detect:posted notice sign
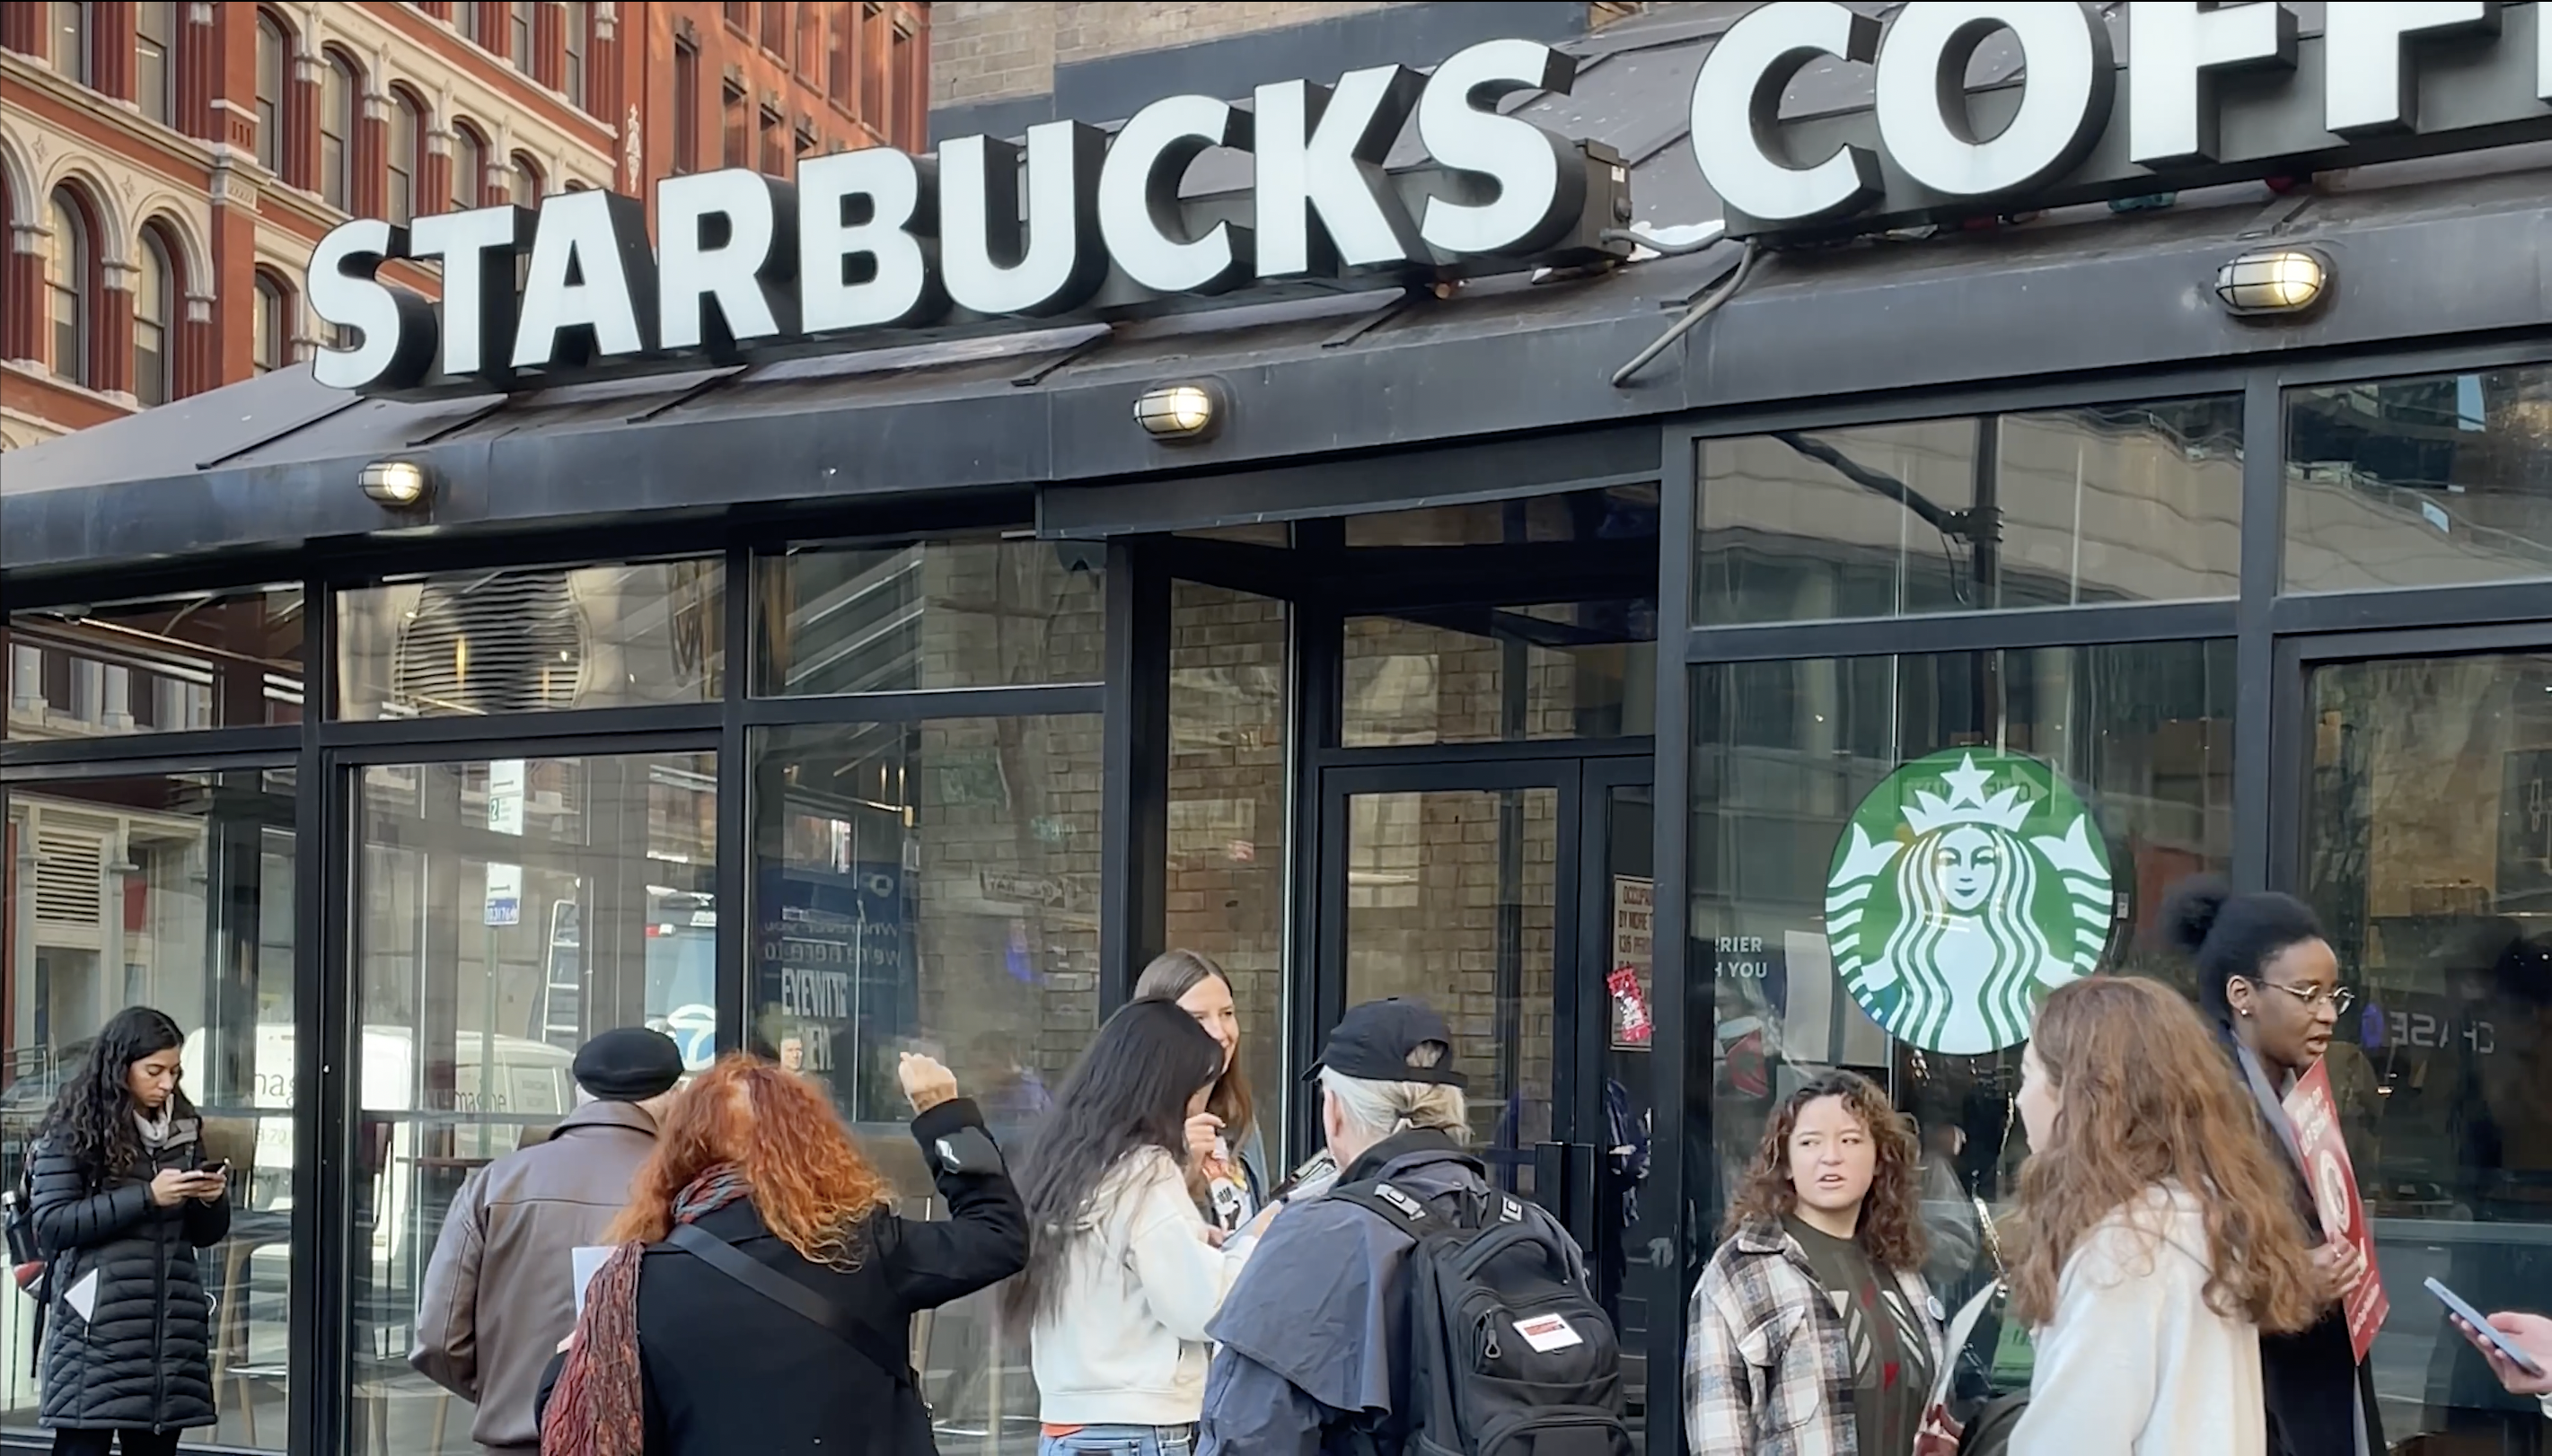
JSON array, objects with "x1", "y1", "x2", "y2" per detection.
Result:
[{"x1": 2284, "y1": 1061, "x2": 2388, "y2": 1362}]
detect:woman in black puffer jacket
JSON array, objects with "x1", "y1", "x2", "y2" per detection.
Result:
[{"x1": 29, "y1": 1006, "x2": 232, "y2": 1455}]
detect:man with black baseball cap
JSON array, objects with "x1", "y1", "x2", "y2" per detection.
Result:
[
  {"x1": 413, "y1": 1028, "x2": 687, "y2": 1454},
  {"x1": 1200, "y1": 997, "x2": 1588, "y2": 1456}
]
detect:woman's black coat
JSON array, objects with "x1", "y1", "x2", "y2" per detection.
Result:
[
  {"x1": 540, "y1": 1097, "x2": 1027, "y2": 1456},
  {"x1": 30, "y1": 1114, "x2": 231, "y2": 1434}
]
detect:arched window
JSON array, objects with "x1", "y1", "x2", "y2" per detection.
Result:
[
  {"x1": 48, "y1": 2, "x2": 88, "y2": 83},
  {"x1": 254, "y1": 12, "x2": 287, "y2": 172},
  {"x1": 321, "y1": 51, "x2": 356, "y2": 210},
  {"x1": 252, "y1": 271, "x2": 288, "y2": 374},
  {"x1": 45, "y1": 189, "x2": 89, "y2": 385},
  {"x1": 452, "y1": 123, "x2": 487, "y2": 210},
  {"x1": 388, "y1": 88, "x2": 424, "y2": 225},
  {"x1": 134, "y1": 228, "x2": 174, "y2": 406},
  {"x1": 564, "y1": 2, "x2": 590, "y2": 109},
  {"x1": 135, "y1": 1, "x2": 176, "y2": 125},
  {"x1": 509, "y1": 153, "x2": 542, "y2": 208}
]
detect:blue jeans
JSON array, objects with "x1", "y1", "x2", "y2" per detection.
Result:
[{"x1": 1039, "y1": 1425, "x2": 1195, "y2": 1456}]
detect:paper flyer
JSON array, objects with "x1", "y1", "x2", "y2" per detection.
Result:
[
  {"x1": 1927, "y1": 1279, "x2": 2002, "y2": 1413},
  {"x1": 2284, "y1": 1061, "x2": 2389, "y2": 1362},
  {"x1": 572, "y1": 1245, "x2": 613, "y2": 1317}
]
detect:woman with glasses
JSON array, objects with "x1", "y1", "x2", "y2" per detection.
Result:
[{"x1": 2164, "y1": 876, "x2": 2382, "y2": 1456}]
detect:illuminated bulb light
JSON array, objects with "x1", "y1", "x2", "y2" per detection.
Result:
[
  {"x1": 2214, "y1": 247, "x2": 2331, "y2": 316},
  {"x1": 1134, "y1": 382, "x2": 1222, "y2": 442},
  {"x1": 359, "y1": 459, "x2": 434, "y2": 507}
]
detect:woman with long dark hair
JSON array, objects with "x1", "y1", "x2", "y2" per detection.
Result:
[
  {"x1": 1686, "y1": 1069, "x2": 1945, "y2": 1456},
  {"x1": 2163, "y1": 877, "x2": 2386, "y2": 1456},
  {"x1": 1012, "y1": 1000, "x2": 1263, "y2": 1456},
  {"x1": 28, "y1": 1006, "x2": 231, "y2": 1455},
  {"x1": 2006, "y1": 976, "x2": 2325, "y2": 1454},
  {"x1": 537, "y1": 1051, "x2": 1025, "y2": 1456},
  {"x1": 1134, "y1": 950, "x2": 1266, "y2": 1232}
]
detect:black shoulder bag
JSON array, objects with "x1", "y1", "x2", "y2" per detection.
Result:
[{"x1": 664, "y1": 1222, "x2": 919, "y2": 1394}]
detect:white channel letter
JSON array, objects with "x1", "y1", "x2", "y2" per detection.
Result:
[
  {"x1": 1414, "y1": 39, "x2": 1583, "y2": 258},
  {"x1": 406, "y1": 206, "x2": 523, "y2": 381},
  {"x1": 1687, "y1": 1, "x2": 1882, "y2": 224},
  {"x1": 1097, "y1": 93, "x2": 1255, "y2": 294},
  {"x1": 512, "y1": 190, "x2": 657, "y2": 370},
  {"x1": 799, "y1": 147, "x2": 939, "y2": 332},
  {"x1": 2323, "y1": 2, "x2": 2499, "y2": 136},
  {"x1": 656, "y1": 169, "x2": 796, "y2": 352},
  {"x1": 941, "y1": 122, "x2": 1107, "y2": 318},
  {"x1": 1871, "y1": 1, "x2": 2117, "y2": 199},
  {"x1": 309, "y1": 219, "x2": 409, "y2": 390},
  {"x1": 2127, "y1": 1, "x2": 2298, "y2": 165},
  {"x1": 1253, "y1": 66, "x2": 1426, "y2": 278}
]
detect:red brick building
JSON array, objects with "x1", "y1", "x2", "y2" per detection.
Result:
[{"x1": 0, "y1": 1, "x2": 926, "y2": 451}]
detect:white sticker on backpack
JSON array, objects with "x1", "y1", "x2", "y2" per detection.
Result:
[{"x1": 1513, "y1": 1313, "x2": 1582, "y2": 1353}]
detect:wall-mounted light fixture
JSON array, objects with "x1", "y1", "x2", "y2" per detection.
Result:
[
  {"x1": 1134, "y1": 382, "x2": 1223, "y2": 443},
  {"x1": 2214, "y1": 246, "x2": 2331, "y2": 317},
  {"x1": 359, "y1": 459, "x2": 435, "y2": 509}
]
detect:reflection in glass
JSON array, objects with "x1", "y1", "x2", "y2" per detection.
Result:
[
  {"x1": 1345, "y1": 603, "x2": 1656, "y2": 747},
  {"x1": 1342, "y1": 787, "x2": 1558, "y2": 1196},
  {"x1": 1167, "y1": 583, "x2": 1288, "y2": 1109},
  {"x1": 2285, "y1": 365, "x2": 2552, "y2": 592},
  {"x1": 335, "y1": 562, "x2": 725, "y2": 719},
  {"x1": 2301, "y1": 653, "x2": 2552, "y2": 1443},
  {"x1": 2, "y1": 771, "x2": 299, "y2": 1449},
  {"x1": 758, "y1": 539, "x2": 1104, "y2": 696},
  {"x1": 1697, "y1": 399, "x2": 2243, "y2": 625},
  {"x1": 5, "y1": 587, "x2": 306, "y2": 741},
  {"x1": 1687, "y1": 641, "x2": 2236, "y2": 1402},
  {"x1": 350, "y1": 753, "x2": 716, "y2": 1455},
  {"x1": 1343, "y1": 487, "x2": 1659, "y2": 548},
  {"x1": 752, "y1": 715, "x2": 1103, "y2": 1452}
]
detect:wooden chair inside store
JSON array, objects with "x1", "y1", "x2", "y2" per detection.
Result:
[{"x1": 199, "y1": 1116, "x2": 291, "y2": 1446}]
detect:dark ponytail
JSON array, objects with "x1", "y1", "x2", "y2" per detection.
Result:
[{"x1": 2160, "y1": 874, "x2": 2325, "y2": 1023}]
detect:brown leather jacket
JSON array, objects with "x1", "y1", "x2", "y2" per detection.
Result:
[{"x1": 410, "y1": 1099, "x2": 660, "y2": 1452}]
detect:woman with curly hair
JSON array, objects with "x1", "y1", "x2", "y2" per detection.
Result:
[
  {"x1": 2006, "y1": 976, "x2": 2324, "y2": 1456},
  {"x1": 26, "y1": 1006, "x2": 231, "y2": 1455},
  {"x1": 537, "y1": 1051, "x2": 1025, "y2": 1456},
  {"x1": 1685, "y1": 1069, "x2": 1946, "y2": 1456}
]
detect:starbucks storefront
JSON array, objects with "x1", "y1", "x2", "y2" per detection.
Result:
[{"x1": 6, "y1": 5, "x2": 2552, "y2": 1454}]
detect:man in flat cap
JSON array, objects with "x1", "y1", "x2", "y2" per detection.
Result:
[{"x1": 413, "y1": 1027, "x2": 687, "y2": 1454}]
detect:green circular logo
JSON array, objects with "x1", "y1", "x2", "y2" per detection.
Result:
[{"x1": 1825, "y1": 750, "x2": 2115, "y2": 1056}]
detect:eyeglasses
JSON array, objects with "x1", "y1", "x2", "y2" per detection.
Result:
[{"x1": 2257, "y1": 980, "x2": 2356, "y2": 1016}]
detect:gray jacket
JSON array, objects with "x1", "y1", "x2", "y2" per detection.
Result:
[
  {"x1": 1200, "y1": 1132, "x2": 1510, "y2": 1456},
  {"x1": 410, "y1": 1100, "x2": 660, "y2": 1452}
]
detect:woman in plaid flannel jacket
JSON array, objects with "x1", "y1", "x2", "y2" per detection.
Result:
[{"x1": 1685, "y1": 1071, "x2": 1948, "y2": 1456}]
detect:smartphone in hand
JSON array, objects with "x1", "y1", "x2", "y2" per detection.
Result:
[{"x1": 2427, "y1": 1277, "x2": 2548, "y2": 1377}]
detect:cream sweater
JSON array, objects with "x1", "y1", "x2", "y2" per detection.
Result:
[
  {"x1": 2011, "y1": 1184, "x2": 2267, "y2": 1456},
  {"x1": 1031, "y1": 1147, "x2": 1252, "y2": 1426}
]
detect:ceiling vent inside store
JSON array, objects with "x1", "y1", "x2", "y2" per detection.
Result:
[{"x1": 392, "y1": 574, "x2": 589, "y2": 715}]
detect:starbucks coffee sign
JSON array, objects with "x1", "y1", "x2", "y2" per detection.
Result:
[
  {"x1": 1825, "y1": 750, "x2": 2115, "y2": 1056},
  {"x1": 307, "y1": 3, "x2": 2552, "y2": 398}
]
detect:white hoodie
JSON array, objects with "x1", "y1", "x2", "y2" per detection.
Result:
[
  {"x1": 2011, "y1": 1182, "x2": 2268, "y2": 1456},
  {"x1": 1031, "y1": 1147, "x2": 1253, "y2": 1427}
]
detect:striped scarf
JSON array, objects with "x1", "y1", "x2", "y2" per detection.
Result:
[{"x1": 540, "y1": 1165, "x2": 750, "y2": 1456}]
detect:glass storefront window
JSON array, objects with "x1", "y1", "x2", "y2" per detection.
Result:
[
  {"x1": 2285, "y1": 364, "x2": 2552, "y2": 592},
  {"x1": 350, "y1": 752, "x2": 717, "y2": 1455},
  {"x1": 1, "y1": 770, "x2": 299, "y2": 1449},
  {"x1": 2301, "y1": 651, "x2": 2552, "y2": 1443},
  {"x1": 1167, "y1": 582, "x2": 1288, "y2": 1116},
  {"x1": 758, "y1": 539, "x2": 1105, "y2": 696},
  {"x1": 1687, "y1": 640, "x2": 2235, "y2": 1397},
  {"x1": 751, "y1": 713, "x2": 1102, "y2": 1452},
  {"x1": 335, "y1": 562, "x2": 726, "y2": 719},
  {"x1": 4, "y1": 586, "x2": 306, "y2": 741},
  {"x1": 1696, "y1": 398, "x2": 2244, "y2": 625},
  {"x1": 1344, "y1": 603, "x2": 1657, "y2": 747}
]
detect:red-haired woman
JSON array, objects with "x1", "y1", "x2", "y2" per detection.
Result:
[
  {"x1": 1685, "y1": 1069, "x2": 1949, "y2": 1456},
  {"x1": 537, "y1": 1052, "x2": 1026, "y2": 1456}
]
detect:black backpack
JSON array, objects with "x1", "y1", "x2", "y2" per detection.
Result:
[{"x1": 1332, "y1": 1179, "x2": 1632, "y2": 1456}]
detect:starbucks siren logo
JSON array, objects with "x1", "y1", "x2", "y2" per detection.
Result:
[{"x1": 1825, "y1": 750, "x2": 2114, "y2": 1056}]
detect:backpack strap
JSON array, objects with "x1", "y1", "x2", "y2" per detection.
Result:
[{"x1": 664, "y1": 1222, "x2": 917, "y2": 1391}]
